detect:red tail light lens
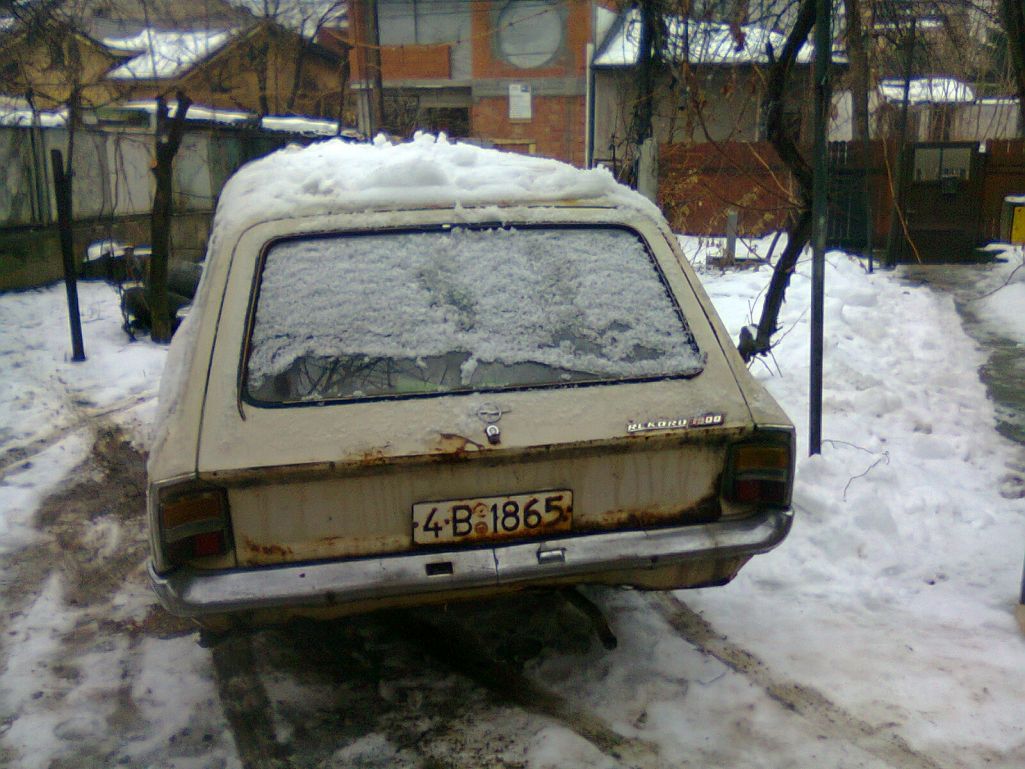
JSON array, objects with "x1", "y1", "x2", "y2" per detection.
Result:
[
  {"x1": 724, "y1": 432, "x2": 794, "y2": 507},
  {"x1": 159, "y1": 486, "x2": 230, "y2": 566}
]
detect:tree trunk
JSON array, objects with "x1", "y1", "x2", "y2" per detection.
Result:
[
  {"x1": 844, "y1": 0, "x2": 874, "y2": 259},
  {"x1": 149, "y1": 92, "x2": 192, "y2": 344},
  {"x1": 336, "y1": 44, "x2": 351, "y2": 132},
  {"x1": 1001, "y1": 0, "x2": 1025, "y2": 135},
  {"x1": 884, "y1": 22, "x2": 916, "y2": 268},
  {"x1": 627, "y1": 0, "x2": 663, "y2": 186},
  {"x1": 286, "y1": 36, "x2": 309, "y2": 114},
  {"x1": 738, "y1": 0, "x2": 816, "y2": 362},
  {"x1": 631, "y1": 0, "x2": 657, "y2": 146},
  {"x1": 366, "y1": 0, "x2": 385, "y2": 133},
  {"x1": 252, "y1": 38, "x2": 272, "y2": 117}
]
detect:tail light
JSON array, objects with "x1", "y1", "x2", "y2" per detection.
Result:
[
  {"x1": 157, "y1": 484, "x2": 231, "y2": 567},
  {"x1": 723, "y1": 430, "x2": 794, "y2": 507}
]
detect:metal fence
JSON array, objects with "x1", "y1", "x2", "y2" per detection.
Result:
[
  {"x1": 0, "y1": 124, "x2": 293, "y2": 229},
  {"x1": 0, "y1": 122, "x2": 314, "y2": 289}
]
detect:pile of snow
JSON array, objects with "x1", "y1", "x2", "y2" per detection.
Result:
[
  {"x1": 974, "y1": 246, "x2": 1025, "y2": 339},
  {"x1": 212, "y1": 133, "x2": 661, "y2": 234},
  {"x1": 675, "y1": 237, "x2": 1025, "y2": 764}
]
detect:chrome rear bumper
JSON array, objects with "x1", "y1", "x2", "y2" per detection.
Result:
[{"x1": 149, "y1": 510, "x2": 792, "y2": 617}]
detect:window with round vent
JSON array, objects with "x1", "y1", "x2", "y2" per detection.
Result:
[{"x1": 496, "y1": 0, "x2": 564, "y2": 69}]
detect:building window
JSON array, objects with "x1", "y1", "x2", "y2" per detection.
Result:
[
  {"x1": 383, "y1": 92, "x2": 469, "y2": 138},
  {"x1": 913, "y1": 146, "x2": 971, "y2": 182}
]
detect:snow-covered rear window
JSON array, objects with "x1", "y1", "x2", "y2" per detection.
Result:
[{"x1": 244, "y1": 226, "x2": 703, "y2": 404}]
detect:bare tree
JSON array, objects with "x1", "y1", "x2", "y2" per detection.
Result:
[
  {"x1": 843, "y1": 0, "x2": 874, "y2": 257},
  {"x1": 1000, "y1": 0, "x2": 1025, "y2": 133},
  {"x1": 230, "y1": 0, "x2": 346, "y2": 115},
  {"x1": 626, "y1": 0, "x2": 668, "y2": 186},
  {"x1": 148, "y1": 91, "x2": 191, "y2": 343},
  {"x1": 738, "y1": 0, "x2": 817, "y2": 361}
]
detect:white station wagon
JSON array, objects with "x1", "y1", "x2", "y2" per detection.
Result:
[{"x1": 147, "y1": 136, "x2": 795, "y2": 627}]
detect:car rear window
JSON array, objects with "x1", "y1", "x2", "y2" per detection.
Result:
[{"x1": 244, "y1": 225, "x2": 703, "y2": 404}]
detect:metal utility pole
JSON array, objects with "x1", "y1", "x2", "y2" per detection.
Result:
[
  {"x1": 50, "y1": 149, "x2": 85, "y2": 362},
  {"x1": 809, "y1": 0, "x2": 832, "y2": 455}
]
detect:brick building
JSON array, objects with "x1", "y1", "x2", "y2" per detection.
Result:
[{"x1": 346, "y1": 0, "x2": 619, "y2": 166}]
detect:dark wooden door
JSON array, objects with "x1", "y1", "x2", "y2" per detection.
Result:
[{"x1": 899, "y1": 142, "x2": 985, "y2": 262}]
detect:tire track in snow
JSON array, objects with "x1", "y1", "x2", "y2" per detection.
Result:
[
  {"x1": 205, "y1": 598, "x2": 670, "y2": 769},
  {"x1": 0, "y1": 393, "x2": 152, "y2": 478},
  {"x1": 0, "y1": 425, "x2": 200, "y2": 768},
  {"x1": 211, "y1": 633, "x2": 294, "y2": 769},
  {"x1": 393, "y1": 610, "x2": 666, "y2": 768},
  {"x1": 651, "y1": 592, "x2": 950, "y2": 769}
]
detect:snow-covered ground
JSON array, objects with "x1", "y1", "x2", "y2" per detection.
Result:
[{"x1": 1, "y1": 238, "x2": 1024, "y2": 768}]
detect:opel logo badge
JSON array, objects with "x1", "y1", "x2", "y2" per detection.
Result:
[{"x1": 476, "y1": 402, "x2": 503, "y2": 424}]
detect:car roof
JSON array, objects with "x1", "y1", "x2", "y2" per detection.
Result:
[{"x1": 209, "y1": 134, "x2": 664, "y2": 246}]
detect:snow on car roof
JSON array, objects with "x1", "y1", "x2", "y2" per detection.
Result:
[{"x1": 212, "y1": 132, "x2": 663, "y2": 236}]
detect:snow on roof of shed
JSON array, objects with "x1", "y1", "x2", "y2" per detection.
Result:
[
  {"x1": 593, "y1": 9, "x2": 814, "y2": 67},
  {"x1": 0, "y1": 96, "x2": 67, "y2": 127},
  {"x1": 878, "y1": 77, "x2": 975, "y2": 105},
  {"x1": 118, "y1": 99, "x2": 359, "y2": 137},
  {"x1": 261, "y1": 115, "x2": 347, "y2": 137},
  {"x1": 211, "y1": 133, "x2": 661, "y2": 237},
  {"x1": 105, "y1": 28, "x2": 234, "y2": 80}
]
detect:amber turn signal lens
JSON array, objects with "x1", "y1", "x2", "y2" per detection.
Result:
[
  {"x1": 724, "y1": 433, "x2": 793, "y2": 507},
  {"x1": 161, "y1": 490, "x2": 226, "y2": 534},
  {"x1": 159, "y1": 486, "x2": 230, "y2": 565},
  {"x1": 733, "y1": 445, "x2": 789, "y2": 470}
]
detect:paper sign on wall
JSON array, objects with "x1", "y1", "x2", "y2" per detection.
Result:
[{"x1": 509, "y1": 83, "x2": 532, "y2": 120}]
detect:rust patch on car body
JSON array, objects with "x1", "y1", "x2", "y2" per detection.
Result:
[
  {"x1": 574, "y1": 492, "x2": 721, "y2": 533},
  {"x1": 357, "y1": 447, "x2": 390, "y2": 465},
  {"x1": 242, "y1": 537, "x2": 294, "y2": 559},
  {"x1": 433, "y1": 433, "x2": 486, "y2": 457}
]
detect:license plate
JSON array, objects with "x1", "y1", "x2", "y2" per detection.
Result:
[{"x1": 412, "y1": 490, "x2": 572, "y2": 546}]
